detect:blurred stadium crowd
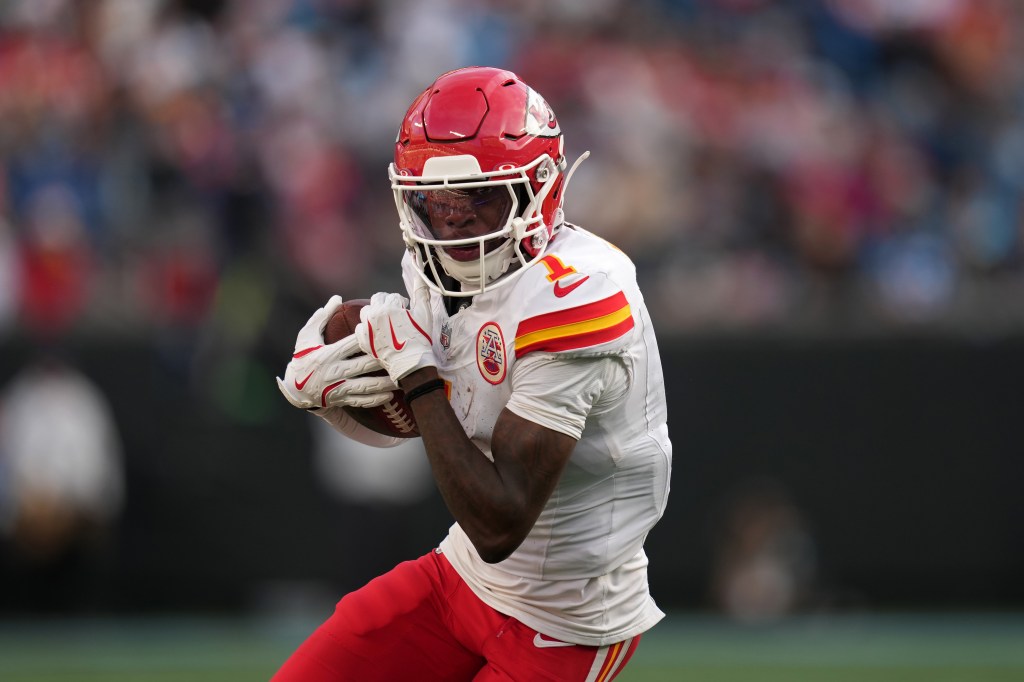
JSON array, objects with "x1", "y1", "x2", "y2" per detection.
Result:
[
  {"x1": 2, "y1": 0, "x2": 1024, "y2": 624},
  {"x1": 2, "y1": 0, "x2": 1024, "y2": 342}
]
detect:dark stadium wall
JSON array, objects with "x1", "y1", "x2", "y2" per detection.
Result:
[{"x1": 0, "y1": 335, "x2": 1021, "y2": 614}]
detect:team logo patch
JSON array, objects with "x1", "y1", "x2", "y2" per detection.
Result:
[
  {"x1": 524, "y1": 87, "x2": 560, "y2": 137},
  {"x1": 476, "y1": 322, "x2": 507, "y2": 385}
]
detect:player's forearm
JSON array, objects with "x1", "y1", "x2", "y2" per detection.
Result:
[{"x1": 400, "y1": 369, "x2": 531, "y2": 563}]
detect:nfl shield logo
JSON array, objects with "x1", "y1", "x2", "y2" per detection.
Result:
[{"x1": 440, "y1": 321, "x2": 452, "y2": 351}]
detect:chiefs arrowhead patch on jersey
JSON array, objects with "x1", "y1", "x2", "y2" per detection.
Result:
[{"x1": 476, "y1": 322, "x2": 507, "y2": 385}]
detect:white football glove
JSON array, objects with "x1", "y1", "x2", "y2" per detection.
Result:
[
  {"x1": 277, "y1": 295, "x2": 398, "y2": 410},
  {"x1": 355, "y1": 291, "x2": 436, "y2": 383}
]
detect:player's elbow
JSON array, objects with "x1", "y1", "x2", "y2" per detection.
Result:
[
  {"x1": 476, "y1": 543, "x2": 516, "y2": 564},
  {"x1": 465, "y1": 495, "x2": 538, "y2": 563},
  {"x1": 471, "y1": 529, "x2": 525, "y2": 564}
]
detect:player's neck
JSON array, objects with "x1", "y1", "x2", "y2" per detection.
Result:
[{"x1": 444, "y1": 294, "x2": 472, "y2": 316}]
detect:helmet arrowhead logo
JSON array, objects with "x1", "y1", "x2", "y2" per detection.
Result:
[{"x1": 524, "y1": 87, "x2": 560, "y2": 137}]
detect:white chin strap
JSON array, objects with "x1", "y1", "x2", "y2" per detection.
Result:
[{"x1": 435, "y1": 238, "x2": 517, "y2": 291}]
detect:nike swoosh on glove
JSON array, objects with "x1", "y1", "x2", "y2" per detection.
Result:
[
  {"x1": 277, "y1": 295, "x2": 398, "y2": 410},
  {"x1": 355, "y1": 291, "x2": 436, "y2": 383}
]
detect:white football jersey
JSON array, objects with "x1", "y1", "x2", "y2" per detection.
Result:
[{"x1": 401, "y1": 225, "x2": 672, "y2": 646}]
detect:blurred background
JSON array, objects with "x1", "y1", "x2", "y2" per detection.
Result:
[{"x1": 0, "y1": 0, "x2": 1022, "y2": 679}]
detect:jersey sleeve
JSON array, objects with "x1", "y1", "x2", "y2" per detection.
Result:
[
  {"x1": 512, "y1": 267, "x2": 636, "y2": 361},
  {"x1": 506, "y1": 352, "x2": 628, "y2": 440}
]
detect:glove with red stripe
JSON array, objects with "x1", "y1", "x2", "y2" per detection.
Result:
[
  {"x1": 277, "y1": 295, "x2": 397, "y2": 410},
  {"x1": 355, "y1": 291, "x2": 436, "y2": 383}
]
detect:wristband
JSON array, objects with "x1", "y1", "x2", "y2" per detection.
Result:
[{"x1": 404, "y1": 378, "x2": 446, "y2": 403}]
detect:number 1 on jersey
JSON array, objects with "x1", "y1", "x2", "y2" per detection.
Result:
[{"x1": 540, "y1": 255, "x2": 577, "y2": 282}]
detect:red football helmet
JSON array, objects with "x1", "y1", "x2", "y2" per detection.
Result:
[{"x1": 391, "y1": 66, "x2": 583, "y2": 297}]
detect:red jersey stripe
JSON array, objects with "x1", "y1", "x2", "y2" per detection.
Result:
[
  {"x1": 515, "y1": 315, "x2": 634, "y2": 358},
  {"x1": 516, "y1": 291, "x2": 629, "y2": 338}
]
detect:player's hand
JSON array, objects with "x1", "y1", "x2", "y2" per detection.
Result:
[
  {"x1": 355, "y1": 291, "x2": 436, "y2": 383},
  {"x1": 277, "y1": 295, "x2": 398, "y2": 410}
]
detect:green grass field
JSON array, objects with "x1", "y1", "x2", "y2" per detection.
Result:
[{"x1": 0, "y1": 613, "x2": 1021, "y2": 681}]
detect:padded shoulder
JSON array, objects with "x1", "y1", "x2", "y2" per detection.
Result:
[
  {"x1": 510, "y1": 228, "x2": 638, "y2": 359},
  {"x1": 400, "y1": 250, "x2": 419, "y2": 298}
]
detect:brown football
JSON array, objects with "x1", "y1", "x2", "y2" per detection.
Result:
[{"x1": 324, "y1": 299, "x2": 419, "y2": 438}]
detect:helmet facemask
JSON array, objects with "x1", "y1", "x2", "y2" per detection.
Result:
[{"x1": 391, "y1": 154, "x2": 562, "y2": 297}]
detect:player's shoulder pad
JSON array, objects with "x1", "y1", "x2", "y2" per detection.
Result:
[
  {"x1": 511, "y1": 228, "x2": 638, "y2": 360},
  {"x1": 400, "y1": 250, "x2": 419, "y2": 297}
]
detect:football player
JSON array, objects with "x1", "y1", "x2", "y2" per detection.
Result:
[{"x1": 275, "y1": 66, "x2": 672, "y2": 682}]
